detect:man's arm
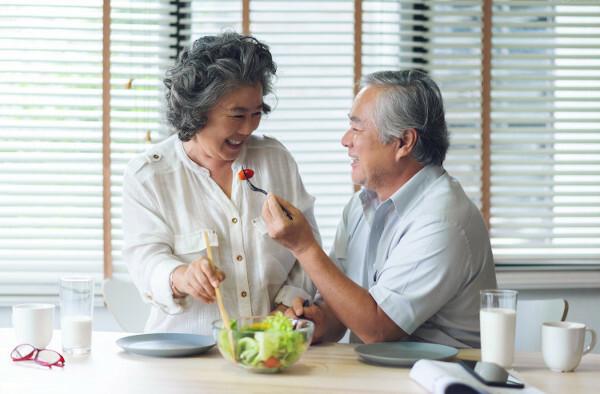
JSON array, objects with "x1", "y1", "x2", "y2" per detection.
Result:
[
  {"x1": 263, "y1": 193, "x2": 408, "y2": 343},
  {"x1": 296, "y1": 244, "x2": 407, "y2": 343}
]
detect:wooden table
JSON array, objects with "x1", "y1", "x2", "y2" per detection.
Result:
[{"x1": 1, "y1": 329, "x2": 598, "y2": 393}]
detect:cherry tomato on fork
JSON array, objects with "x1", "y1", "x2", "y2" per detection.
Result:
[{"x1": 238, "y1": 168, "x2": 254, "y2": 180}]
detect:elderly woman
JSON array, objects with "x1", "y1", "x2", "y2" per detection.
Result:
[{"x1": 122, "y1": 33, "x2": 319, "y2": 334}]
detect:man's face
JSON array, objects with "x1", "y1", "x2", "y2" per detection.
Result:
[
  {"x1": 341, "y1": 85, "x2": 399, "y2": 193},
  {"x1": 194, "y1": 83, "x2": 264, "y2": 163}
]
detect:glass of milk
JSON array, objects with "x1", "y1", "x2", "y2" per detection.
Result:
[
  {"x1": 60, "y1": 276, "x2": 94, "y2": 355},
  {"x1": 480, "y1": 289, "x2": 518, "y2": 368}
]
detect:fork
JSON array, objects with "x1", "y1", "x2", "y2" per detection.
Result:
[{"x1": 242, "y1": 167, "x2": 293, "y2": 220}]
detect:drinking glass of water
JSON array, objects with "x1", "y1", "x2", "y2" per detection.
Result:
[
  {"x1": 480, "y1": 289, "x2": 518, "y2": 368},
  {"x1": 60, "y1": 276, "x2": 94, "y2": 355}
]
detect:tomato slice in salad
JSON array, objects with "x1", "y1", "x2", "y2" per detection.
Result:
[{"x1": 263, "y1": 356, "x2": 281, "y2": 369}]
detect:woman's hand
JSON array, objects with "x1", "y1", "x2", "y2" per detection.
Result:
[
  {"x1": 171, "y1": 257, "x2": 225, "y2": 303},
  {"x1": 270, "y1": 303, "x2": 288, "y2": 315}
]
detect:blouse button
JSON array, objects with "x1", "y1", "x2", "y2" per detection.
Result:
[
  {"x1": 236, "y1": 255, "x2": 243, "y2": 262},
  {"x1": 231, "y1": 217, "x2": 238, "y2": 224},
  {"x1": 241, "y1": 291, "x2": 247, "y2": 298}
]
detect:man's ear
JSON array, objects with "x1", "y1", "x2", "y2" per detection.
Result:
[{"x1": 395, "y1": 128, "x2": 418, "y2": 161}]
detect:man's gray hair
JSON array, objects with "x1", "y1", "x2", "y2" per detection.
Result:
[
  {"x1": 164, "y1": 32, "x2": 277, "y2": 141},
  {"x1": 362, "y1": 70, "x2": 449, "y2": 166}
]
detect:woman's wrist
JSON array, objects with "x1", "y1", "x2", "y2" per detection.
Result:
[{"x1": 169, "y1": 266, "x2": 187, "y2": 298}]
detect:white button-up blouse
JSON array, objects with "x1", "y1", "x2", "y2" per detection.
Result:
[{"x1": 122, "y1": 134, "x2": 319, "y2": 335}]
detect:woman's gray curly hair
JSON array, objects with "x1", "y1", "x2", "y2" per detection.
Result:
[{"x1": 164, "y1": 32, "x2": 277, "y2": 141}]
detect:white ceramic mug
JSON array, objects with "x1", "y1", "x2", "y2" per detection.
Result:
[
  {"x1": 542, "y1": 321, "x2": 597, "y2": 372},
  {"x1": 12, "y1": 303, "x2": 55, "y2": 349}
]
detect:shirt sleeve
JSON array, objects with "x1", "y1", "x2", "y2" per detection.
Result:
[
  {"x1": 121, "y1": 165, "x2": 189, "y2": 315},
  {"x1": 369, "y1": 217, "x2": 471, "y2": 335}
]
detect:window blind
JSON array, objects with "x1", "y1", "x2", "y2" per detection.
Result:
[
  {"x1": 363, "y1": 0, "x2": 600, "y2": 265},
  {"x1": 426, "y1": 1, "x2": 483, "y2": 204},
  {"x1": 3, "y1": 1, "x2": 600, "y2": 304},
  {"x1": 0, "y1": 0, "x2": 182, "y2": 301},
  {"x1": 489, "y1": 1, "x2": 600, "y2": 264},
  {"x1": 109, "y1": 0, "x2": 182, "y2": 278},
  {"x1": 189, "y1": 0, "x2": 241, "y2": 38},
  {"x1": 0, "y1": 0, "x2": 104, "y2": 302},
  {"x1": 362, "y1": 0, "x2": 483, "y2": 205},
  {"x1": 250, "y1": 0, "x2": 356, "y2": 250}
]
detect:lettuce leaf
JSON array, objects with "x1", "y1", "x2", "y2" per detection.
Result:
[{"x1": 238, "y1": 337, "x2": 259, "y2": 365}]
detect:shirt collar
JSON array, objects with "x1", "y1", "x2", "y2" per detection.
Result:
[
  {"x1": 359, "y1": 165, "x2": 446, "y2": 220},
  {"x1": 359, "y1": 188, "x2": 378, "y2": 225}
]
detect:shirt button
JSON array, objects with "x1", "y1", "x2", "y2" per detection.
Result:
[
  {"x1": 241, "y1": 291, "x2": 247, "y2": 298},
  {"x1": 231, "y1": 217, "x2": 238, "y2": 224},
  {"x1": 236, "y1": 255, "x2": 243, "y2": 262}
]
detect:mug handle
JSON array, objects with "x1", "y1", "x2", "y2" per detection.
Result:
[{"x1": 583, "y1": 328, "x2": 597, "y2": 355}]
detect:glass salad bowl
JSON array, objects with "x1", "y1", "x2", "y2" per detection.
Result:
[{"x1": 212, "y1": 313, "x2": 314, "y2": 373}]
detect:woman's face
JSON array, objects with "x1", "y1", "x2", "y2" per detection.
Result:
[{"x1": 191, "y1": 83, "x2": 264, "y2": 165}]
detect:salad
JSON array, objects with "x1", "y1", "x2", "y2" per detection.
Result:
[{"x1": 217, "y1": 313, "x2": 310, "y2": 371}]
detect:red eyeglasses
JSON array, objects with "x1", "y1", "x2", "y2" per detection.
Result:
[{"x1": 10, "y1": 344, "x2": 65, "y2": 368}]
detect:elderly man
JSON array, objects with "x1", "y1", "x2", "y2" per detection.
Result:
[{"x1": 262, "y1": 69, "x2": 497, "y2": 347}]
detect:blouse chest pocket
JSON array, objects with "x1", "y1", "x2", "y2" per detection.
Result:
[{"x1": 173, "y1": 229, "x2": 219, "y2": 263}]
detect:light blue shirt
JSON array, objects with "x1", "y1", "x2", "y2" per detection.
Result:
[{"x1": 330, "y1": 165, "x2": 497, "y2": 347}]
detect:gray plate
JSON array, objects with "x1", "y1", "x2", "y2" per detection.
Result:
[
  {"x1": 116, "y1": 333, "x2": 215, "y2": 357},
  {"x1": 355, "y1": 341, "x2": 458, "y2": 367}
]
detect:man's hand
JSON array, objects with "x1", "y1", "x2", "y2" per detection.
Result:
[
  {"x1": 171, "y1": 257, "x2": 225, "y2": 303},
  {"x1": 284, "y1": 297, "x2": 328, "y2": 344},
  {"x1": 262, "y1": 193, "x2": 317, "y2": 257}
]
